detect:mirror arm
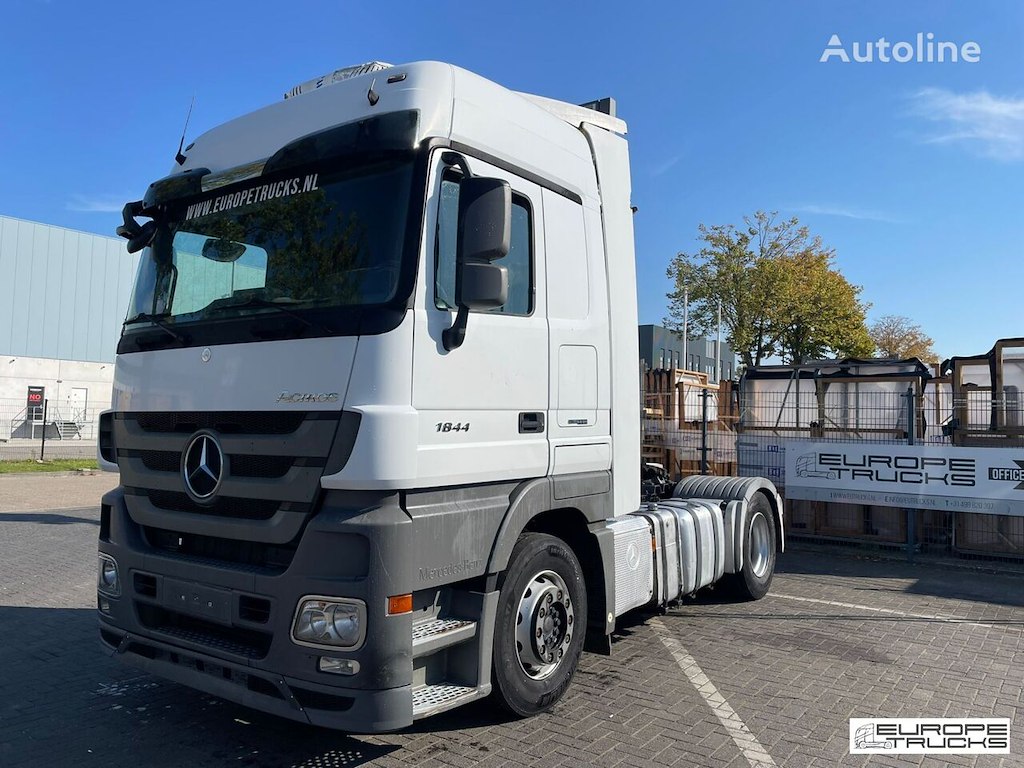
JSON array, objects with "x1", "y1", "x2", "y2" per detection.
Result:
[
  {"x1": 116, "y1": 200, "x2": 145, "y2": 240},
  {"x1": 442, "y1": 306, "x2": 469, "y2": 351},
  {"x1": 439, "y1": 152, "x2": 471, "y2": 352},
  {"x1": 440, "y1": 151, "x2": 472, "y2": 178}
]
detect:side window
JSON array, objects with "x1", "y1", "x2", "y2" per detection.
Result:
[
  {"x1": 435, "y1": 173, "x2": 533, "y2": 315},
  {"x1": 435, "y1": 177, "x2": 459, "y2": 310}
]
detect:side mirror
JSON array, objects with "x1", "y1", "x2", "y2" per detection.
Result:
[
  {"x1": 460, "y1": 262, "x2": 508, "y2": 309},
  {"x1": 443, "y1": 177, "x2": 512, "y2": 351},
  {"x1": 117, "y1": 200, "x2": 162, "y2": 254},
  {"x1": 457, "y1": 177, "x2": 511, "y2": 265},
  {"x1": 126, "y1": 221, "x2": 158, "y2": 254}
]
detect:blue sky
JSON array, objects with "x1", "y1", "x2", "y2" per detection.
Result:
[{"x1": 2, "y1": 1, "x2": 1021, "y2": 360}]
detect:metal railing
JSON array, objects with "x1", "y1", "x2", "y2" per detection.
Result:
[
  {"x1": 641, "y1": 374, "x2": 1024, "y2": 569},
  {"x1": 0, "y1": 397, "x2": 105, "y2": 461}
]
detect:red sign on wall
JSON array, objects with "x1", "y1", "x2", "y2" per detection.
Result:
[{"x1": 27, "y1": 386, "x2": 44, "y2": 419}]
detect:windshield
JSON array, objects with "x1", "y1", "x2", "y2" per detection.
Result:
[{"x1": 126, "y1": 156, "x2": 415, "y2": 330}]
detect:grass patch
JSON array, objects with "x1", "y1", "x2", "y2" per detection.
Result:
[{"x1": 0, "y1": 458, "x2": 100, "y2": 474}]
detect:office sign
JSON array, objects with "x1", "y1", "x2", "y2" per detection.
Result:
[{"x1": 785, "y1": 440, "x2": 1024, "y2": 517}]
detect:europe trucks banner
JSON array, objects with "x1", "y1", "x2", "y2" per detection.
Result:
[{"x1": 784, "y1": 441, "x2": 1024, "y2": 517}]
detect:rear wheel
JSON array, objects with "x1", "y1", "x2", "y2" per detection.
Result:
[
  {"x1": 728, "y1": 494, "x2": 777, "y2": 600},
  {"x1": 492, "y1": 533, "x2": 587, "y2": 716}
]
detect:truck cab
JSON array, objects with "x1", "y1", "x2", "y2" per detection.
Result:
[{"x1": 97, "y1": 61, "x2": 782, "y2": 732}]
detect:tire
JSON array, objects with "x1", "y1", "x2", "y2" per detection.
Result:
[
  {"x1": 492, "y1": 533, "x2": 587, "y2": 717},
  {"x1": 727, "y1": 494, "x2": 777, "y2": 600}
]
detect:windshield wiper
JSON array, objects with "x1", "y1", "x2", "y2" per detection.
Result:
[
  {"x1": 123, "y1": 312, "x2": 190, "y2": 345},
  {"x1": 204, "y1": 297, "x2": 336, "y2": 335}
]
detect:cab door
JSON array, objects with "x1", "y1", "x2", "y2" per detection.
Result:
[{"x1": 411, "y1": 152, "x2": 549, "y2": 488}]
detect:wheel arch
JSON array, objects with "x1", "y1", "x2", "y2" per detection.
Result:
[
  {"x1": 487, "y1": 475, "x2": 615, "y2": 645},
  {"x1": 674, "y1": 475, "x2": 785, "y2": 553}
]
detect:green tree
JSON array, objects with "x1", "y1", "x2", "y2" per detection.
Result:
[
  {"x1": 664, "y1": 212, "x2": 794, "y2": 366},
  {"x1": 773, "y1": 249, "x2": 873, "y2": 363},
  {"x1": 665, "y1": 211, "x2": 871, "y2": 367},
  {"x1": 869, "y1": 315, "x2": 939, "y2": 363}
]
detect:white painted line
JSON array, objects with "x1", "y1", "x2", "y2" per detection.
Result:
[
  {"x1": 0, "y1": 507, "x2": 97, "y2": 516},
  {"x1": 650, "y1": 617, "x2": 777, "y2": 768},
  {"x1": 771, "y1": 593, "x2": 1021, "y2": 631},
  {"x1": 0, "y1": 505, "x2": 97, "y2": 515}
]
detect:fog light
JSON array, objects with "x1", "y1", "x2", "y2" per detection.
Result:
[
  {"x1": 292, "y1": 597, "x2": 366, "y2": 650},
  {"x1": 99, "y1": 597, "x2": 111, "y2": 614},
  {"x1": 319, "y1": 657, "x2": 360, "y2": 675},
  {"x1": 98, "y1": 554, "x2": 120, "y2": 596}
]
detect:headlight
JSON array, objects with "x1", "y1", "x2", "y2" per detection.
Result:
[
  {"x1": 98, "y1": 554, "x2": 120, "y2": 596},
  {"x1": 292, "y1": 597, "x2": 366, "y2": 649}
]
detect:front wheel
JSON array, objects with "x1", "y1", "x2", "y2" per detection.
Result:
[
  {"x1": 727, "y1": 494, "x2": 777, "y2": 600},
  {"x1": 492, "y1": 533, "x2": 587, "y2": 717}
]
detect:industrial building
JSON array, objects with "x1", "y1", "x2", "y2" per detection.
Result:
[
  {"x1": 0, "y1": 215, "x2": 138, "y2": 446},
  {"x1": 638, "y1": 324, "x2": 737, "y2": 381}
]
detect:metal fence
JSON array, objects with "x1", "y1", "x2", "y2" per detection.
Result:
[
  {"x1": 0, "y1": 397, "x2": 104, "y2": 461},
  {"x1": 642, "y1": 374, "x2": 1024, "y2": 569},
  {"x1": 6, "y1": 372, "x2": 1021, "y2": 564}
]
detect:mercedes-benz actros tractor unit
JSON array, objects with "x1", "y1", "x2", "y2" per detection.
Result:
[{"x1": 97, "y1": 61, "x2": 783, "y2": 733}]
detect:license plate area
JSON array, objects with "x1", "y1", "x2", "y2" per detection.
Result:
[{"x1": 162, "y1": 578, "x2": 233, "y2": 625}]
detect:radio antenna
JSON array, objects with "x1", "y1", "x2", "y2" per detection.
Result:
[{"x1": 174, "y1": 95, "x2": 196, "y2": 166}]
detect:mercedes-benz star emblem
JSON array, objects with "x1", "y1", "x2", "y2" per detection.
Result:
[{"x1": 182, "y1": 433, "x2": 224, "y2": 501}]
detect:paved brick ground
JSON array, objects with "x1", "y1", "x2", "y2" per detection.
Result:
[
  {"x1": 0, "y1": 482, "x2": 1020, "y2": 767},
  {"x1": 0, "y1": 471, "x2": 119, "y2": 512}
]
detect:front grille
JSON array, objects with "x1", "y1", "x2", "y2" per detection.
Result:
[
  {"x1": 144, "y1": 489, "x2": 286, "y2": 520},
  {"x1": 157, "y1": 625, "x2": 265, "y2": 658},
  {"x1": 239, "y1": 596, "x2": 272, "y2": 624},
  {"x1": 118, "y1": 638, "x2": 284, "y2": 697},
  {"x1": 291, "y1": 687, "x2": 356, "y2": 712},
  {"x1": 134, "y1": 572, "x2": 158, "y2": 598},
  {"x1": 137, "y1": 603, "x2": 272, "y2": 659},
  {"x1": 143, "y1": 526, "x2": 296, "y2": 572},
  {"x1": 229, "y1": 454, "x2": 301, "y2": 478},
  {"x1": 136, "y1": 451, "x2": 315, "y2": 479},
  {"x1": 139, "y1": 450, "x2": 180, "y2": 473},
  {"x1": 114, "y1": 410, "x2": 352, "y2": 563},
  {"x1": 132, "y1": 411, "x2": 308, "y2": 435}
]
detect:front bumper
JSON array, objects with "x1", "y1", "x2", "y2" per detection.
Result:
[
  {"x1": 98, "y1": 625, "x2": 410, "y2": 731},
  {"x1": 97, "y1": 486, "x2": 416, "y2": 733}
]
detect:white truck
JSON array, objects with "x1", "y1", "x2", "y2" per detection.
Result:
[{"x1": 97, "y1": 61, "x2": 784, "y2": 732}]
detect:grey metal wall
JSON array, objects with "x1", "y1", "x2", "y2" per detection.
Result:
[
  {"x1": 638, "y1": 324, "x2": 736, "y2": 379},
  {"x1": 0, "y1": 215, "x2": 139, "y2": 363}
]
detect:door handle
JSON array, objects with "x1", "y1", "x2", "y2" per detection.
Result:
[{"x1": 519, "y1": 412, "x2": 545, "y2": 434}]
